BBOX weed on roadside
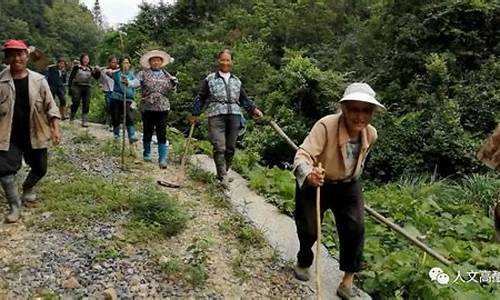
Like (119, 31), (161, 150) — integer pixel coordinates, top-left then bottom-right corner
(128, 186), (188, 238)
(187, 165), (228, 208)
(72, 130), (96, 144)
(159, 237), (212, 286)
(218, 215), (265, 251)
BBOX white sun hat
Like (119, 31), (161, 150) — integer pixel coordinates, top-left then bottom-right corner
(340, 82), (385, 111)
(140, 49), (171, 69)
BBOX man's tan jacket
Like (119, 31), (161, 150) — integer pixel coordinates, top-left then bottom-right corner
(294, 113), (377, 186)
(0, 68), (60, 151)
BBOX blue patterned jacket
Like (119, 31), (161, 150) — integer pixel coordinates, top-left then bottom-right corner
(192, 72), (256, 117)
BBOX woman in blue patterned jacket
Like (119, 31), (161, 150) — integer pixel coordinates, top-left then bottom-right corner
(137, 50), (177, 169)
(190, 49), (263, 188)
(107, 57), (140, 144)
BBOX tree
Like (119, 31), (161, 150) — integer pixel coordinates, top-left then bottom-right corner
(119, 0), (499, 180)
(92, 0), (104, 28)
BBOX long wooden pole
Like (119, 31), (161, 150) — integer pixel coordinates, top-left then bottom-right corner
(267, 120), (452, 266)
(180, 123), (195, 171)
(119, 32), (127, 171)
(364, 205), (451, 265)
(315, 162), (322, 300)
(121, 78), (127, 170)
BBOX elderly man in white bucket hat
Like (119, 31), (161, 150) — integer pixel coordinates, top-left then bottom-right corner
(292, 82), (384, 299)
(136, 49), (178, 168)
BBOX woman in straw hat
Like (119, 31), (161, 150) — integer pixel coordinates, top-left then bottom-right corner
(190, 49), (263, 188)
(292, 83), (385, 299)
(136, 49), (177, 169)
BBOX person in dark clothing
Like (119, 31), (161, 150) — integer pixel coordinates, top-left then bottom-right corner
(0, 40), (61, 223)
(47, 58), (67, 119)
(190, 49), (263, 188)
(68, 53), (99, 127)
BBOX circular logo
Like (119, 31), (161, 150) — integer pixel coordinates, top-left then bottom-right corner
(436, 273), (450, 285)
(429, 267), (443, 281)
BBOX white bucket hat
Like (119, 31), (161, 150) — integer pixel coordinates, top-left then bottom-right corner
(140, 49), (171, 69)
(340, 82), (385, 111)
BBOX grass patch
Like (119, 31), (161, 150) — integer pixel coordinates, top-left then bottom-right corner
(187, 165), (228, 208)
(100, 139), (126, 157)
(160, 257), (183, 278)
(237, 223), (266, 249)
(37, 175), (130, 229)
(160, 237), (212, 286)
(128, 186), (188, 239)
(124, 220), (162, 244)
(219, 215), (268, 280)
(232, 150), (261, 176)
(184, 264), (209, 285)
(94, 245), (121, 262)
(71, 130), (96, 144)
(31, 289), (58, 300)
(38, 169), (188, 240)
(248, 166), (295, 216)
(44, 158), (80, 178)
(219, 216), (266, 252)
(230, 253), (248, 280)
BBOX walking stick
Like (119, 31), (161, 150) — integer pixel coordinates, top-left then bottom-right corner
(157, 123), (195, 189)
(181, 123), (196, 171)
(117, 30), (128, 171)
(266, 119), (452, 266)
(315, 162), (322, 300)
(121, 76), (127, 170)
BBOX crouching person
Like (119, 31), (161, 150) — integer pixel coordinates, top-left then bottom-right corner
(0, 40), (61, 223)
(293, 83), (384, 299)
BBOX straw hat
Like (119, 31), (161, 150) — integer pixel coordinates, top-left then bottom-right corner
(339, 82), (385, 111)
(140, 49), (171, 69)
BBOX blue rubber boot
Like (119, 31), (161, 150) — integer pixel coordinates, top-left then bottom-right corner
(143, 142), (152, 162)
(127, 126), (138, 143)
(158, 143), (168, 169)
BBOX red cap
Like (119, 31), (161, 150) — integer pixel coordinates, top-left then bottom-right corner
(2, 40), (29, 51)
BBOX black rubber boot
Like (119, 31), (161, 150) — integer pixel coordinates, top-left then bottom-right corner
(0, 175), (21, 223)
(22, 172), (43, 203)
(213, 152), (227, 179)
(225, 152), (234, 172)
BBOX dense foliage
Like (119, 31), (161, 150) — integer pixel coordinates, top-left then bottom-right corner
(101, 0), (500, 181)
(231, 150), (500, 299)
(104, 1), (500, 298)
(4, 0), (499, 298)
(0, 0), (102, 64)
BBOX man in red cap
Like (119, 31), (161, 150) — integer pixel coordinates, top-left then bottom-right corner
(0, 40), (61, 223)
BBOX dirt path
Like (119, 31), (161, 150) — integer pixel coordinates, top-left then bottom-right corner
(0, 122), (311, 299)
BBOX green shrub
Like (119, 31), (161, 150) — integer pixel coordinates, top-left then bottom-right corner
(130, 187), (188, 237)
(248, 166), (295, 215)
